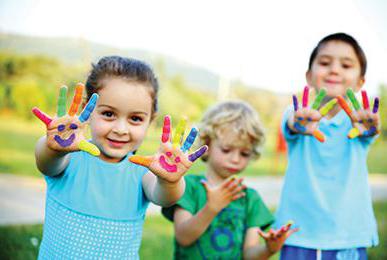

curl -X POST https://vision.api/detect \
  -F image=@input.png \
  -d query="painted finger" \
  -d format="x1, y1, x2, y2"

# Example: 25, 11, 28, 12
319, 98, 337, 116
302, 86, 309, 108
172, 117, 187, 148
231, 192, 245, 201
257, 229, 270, 240
361, 90, 369, 110
372, 97, 379, 114
346, 88, 361, 111
181, 128, 198, 152
32, 107, 52, 126
312, 129, 325, 142
78, 140, 100, 156
57, 85, 68, 117
68, 83, 84, 116
188, 145, 208, 162
311, 88, 327, 110
348, 128, 360, 139
292, 95, 298, 111
79, 93, 98, 123
337, 96, 353, 117
161, 115, 171, 143
129, 155, 153, 167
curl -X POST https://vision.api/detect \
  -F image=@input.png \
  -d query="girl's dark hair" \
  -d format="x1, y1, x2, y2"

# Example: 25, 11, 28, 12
308, 33, 367, 77
85, 56, 159, 115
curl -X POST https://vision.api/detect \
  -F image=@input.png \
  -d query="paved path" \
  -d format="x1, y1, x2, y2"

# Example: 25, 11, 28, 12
1, 173, 387, 226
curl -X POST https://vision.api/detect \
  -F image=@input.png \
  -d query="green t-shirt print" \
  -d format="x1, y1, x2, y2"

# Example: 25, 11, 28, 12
162, 175, 274, 260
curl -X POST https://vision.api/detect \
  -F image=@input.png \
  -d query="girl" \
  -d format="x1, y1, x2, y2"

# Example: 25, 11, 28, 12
33, 56, 206, 259
276, 33, 381, 259
162, 100, 297, 259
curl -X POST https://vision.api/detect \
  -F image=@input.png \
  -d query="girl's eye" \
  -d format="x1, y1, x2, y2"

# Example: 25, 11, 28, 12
319, 61, 330, 66
342, 63, 353, 69
131, 116, 143, 123
102, 111, 114, 118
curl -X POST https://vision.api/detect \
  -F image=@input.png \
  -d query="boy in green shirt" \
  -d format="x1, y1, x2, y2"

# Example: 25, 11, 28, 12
163, 101, 297, 259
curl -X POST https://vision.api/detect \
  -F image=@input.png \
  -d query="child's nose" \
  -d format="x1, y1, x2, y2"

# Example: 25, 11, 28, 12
230, 151, 241, 163
329, 61, 341, 74
113, 120, 129, 135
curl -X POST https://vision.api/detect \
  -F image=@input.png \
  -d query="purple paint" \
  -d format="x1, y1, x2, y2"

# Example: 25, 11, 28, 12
70, 123, 78, 130
188, 146, 208, 162
58, 124, 65, 132
159, 155, 177, 172
373, 97, 379, 113
293, 95, 298, 111
54, 133, 76, 147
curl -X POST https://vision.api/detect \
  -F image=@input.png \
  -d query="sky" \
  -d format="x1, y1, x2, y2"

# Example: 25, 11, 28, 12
1, 0, 387, 95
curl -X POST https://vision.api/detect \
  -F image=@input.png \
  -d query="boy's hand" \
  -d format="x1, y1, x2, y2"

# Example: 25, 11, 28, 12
32, 84, 100, 156
290, 86, 337, 142
201, 177, 246, 214
129, 115, 208, 183
337, 89, 380, 138
258, 221, 299, 255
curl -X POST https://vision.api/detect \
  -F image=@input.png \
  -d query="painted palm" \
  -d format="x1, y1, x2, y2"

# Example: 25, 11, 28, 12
337, 89, 380, 138
32, 83, 100, 156
130, 116, 207, 183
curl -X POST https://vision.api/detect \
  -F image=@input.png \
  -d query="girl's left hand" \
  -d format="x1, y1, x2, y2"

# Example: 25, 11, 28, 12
258, 222, 299, 255
337, 89, 380, 138
129, 115, 208, 183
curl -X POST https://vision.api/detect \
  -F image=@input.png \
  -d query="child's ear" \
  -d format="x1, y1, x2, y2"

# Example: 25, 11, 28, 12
354, 77, 365, 92
305, 70, 312, 86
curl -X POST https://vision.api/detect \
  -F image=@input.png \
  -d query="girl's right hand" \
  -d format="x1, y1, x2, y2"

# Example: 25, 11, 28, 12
289, 86, 337, 142
201, 177, 246, 214
32, 84, 100, 156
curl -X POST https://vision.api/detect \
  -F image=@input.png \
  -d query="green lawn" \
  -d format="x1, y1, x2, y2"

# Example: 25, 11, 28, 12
1, 200, 386, 259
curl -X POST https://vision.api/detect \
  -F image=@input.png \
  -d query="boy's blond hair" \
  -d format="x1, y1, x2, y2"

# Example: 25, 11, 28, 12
197, 100, 265, 161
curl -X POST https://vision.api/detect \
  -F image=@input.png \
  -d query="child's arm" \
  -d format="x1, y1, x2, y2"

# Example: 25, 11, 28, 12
33, 84, 100, 176
173, 178, 246, 246
35, 136, 70, 176
243, 223, 298, 260
131, 116, 207, 207
141, 172, 186, 207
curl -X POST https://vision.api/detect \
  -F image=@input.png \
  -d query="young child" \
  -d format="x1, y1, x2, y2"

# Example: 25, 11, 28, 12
162, 100, 297, 259
33, 56, 207, 259
275, 33, 381, 259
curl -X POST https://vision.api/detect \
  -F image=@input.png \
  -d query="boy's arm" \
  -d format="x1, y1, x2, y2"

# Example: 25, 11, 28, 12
142, 172, 185, 207
35, 136, 70, 177
173, 206, 218, 247
172, 178, 246, 247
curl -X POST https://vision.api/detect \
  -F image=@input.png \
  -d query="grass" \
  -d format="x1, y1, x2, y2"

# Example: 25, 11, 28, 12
1, 201, 386, 259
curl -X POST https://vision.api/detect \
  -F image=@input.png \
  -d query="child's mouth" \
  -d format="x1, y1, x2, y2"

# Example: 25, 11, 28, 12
107, 138, 128, 148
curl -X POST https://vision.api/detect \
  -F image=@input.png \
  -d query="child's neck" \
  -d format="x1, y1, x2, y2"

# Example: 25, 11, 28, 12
205, 168, 231, 185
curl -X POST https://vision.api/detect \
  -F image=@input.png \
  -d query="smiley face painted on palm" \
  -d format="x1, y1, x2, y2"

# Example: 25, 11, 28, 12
159, 151, 181, 172
54, 123, 79, 147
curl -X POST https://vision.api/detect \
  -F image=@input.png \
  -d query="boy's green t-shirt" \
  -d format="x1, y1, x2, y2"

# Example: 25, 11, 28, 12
162, 175, 274, 259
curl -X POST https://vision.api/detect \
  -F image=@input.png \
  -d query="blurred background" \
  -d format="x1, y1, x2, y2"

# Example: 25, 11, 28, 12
0, 0, 386, 259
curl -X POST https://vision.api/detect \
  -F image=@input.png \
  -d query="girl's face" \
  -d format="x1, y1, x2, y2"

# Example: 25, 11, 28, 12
306, 40, 365, 97
89, 78, 153, 163
206, 134, 253, 179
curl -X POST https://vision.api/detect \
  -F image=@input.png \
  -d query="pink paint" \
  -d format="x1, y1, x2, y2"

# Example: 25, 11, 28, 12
174, 157, 181, 163
302, 86, 309, 108
32, 107, 52, 126
161, 116, 171, 143
159, 155, 177, 172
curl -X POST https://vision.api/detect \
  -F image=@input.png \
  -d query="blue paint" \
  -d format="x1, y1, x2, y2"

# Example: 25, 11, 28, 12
70, 123, 78, 130
58, 124, 65, 132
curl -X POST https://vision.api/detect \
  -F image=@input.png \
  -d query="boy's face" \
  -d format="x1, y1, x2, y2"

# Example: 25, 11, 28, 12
306, 40, 365, 98
206, 133, 253, 179
89, 78, 153, 163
